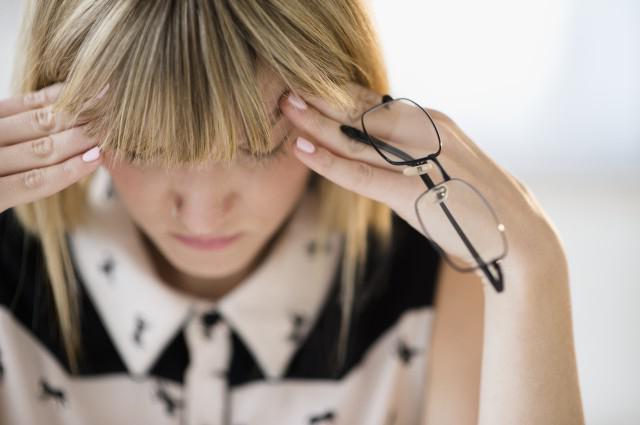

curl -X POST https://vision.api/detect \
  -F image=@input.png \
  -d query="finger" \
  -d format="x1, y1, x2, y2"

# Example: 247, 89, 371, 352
280, 92, 398, 173
302, 82, 384, 127
303, 85, 447, 163
0, 104, 82, 147
293, 136, 420, 213
0, 124, 98, 176
0, 146, 102, 213
0, 82, 65, 118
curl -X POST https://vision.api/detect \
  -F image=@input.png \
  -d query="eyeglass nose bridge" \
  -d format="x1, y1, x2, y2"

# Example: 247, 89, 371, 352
402, 161, 433, 176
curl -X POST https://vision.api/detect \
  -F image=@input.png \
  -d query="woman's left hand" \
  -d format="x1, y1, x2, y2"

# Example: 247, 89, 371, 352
279, 82, 564, 271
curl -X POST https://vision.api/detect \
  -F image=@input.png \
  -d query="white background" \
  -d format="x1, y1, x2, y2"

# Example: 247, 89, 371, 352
1, 1, 638, 423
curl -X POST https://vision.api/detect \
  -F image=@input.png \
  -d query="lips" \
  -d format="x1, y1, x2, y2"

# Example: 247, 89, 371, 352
171, 232, 242, 251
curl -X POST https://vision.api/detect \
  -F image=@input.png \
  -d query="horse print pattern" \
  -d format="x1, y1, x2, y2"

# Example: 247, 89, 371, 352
308, 409, 336, 424
287, 313, 308, 344
396, 338, 423, 365
304, 239, 332, 257
154, 382, 183, 417
0, 175, 439, 424
38, 378, 66, 407
201, 311, 220, 339
132, 315, 149, 347
100, 254, 115, 280
210, 368, 228, 380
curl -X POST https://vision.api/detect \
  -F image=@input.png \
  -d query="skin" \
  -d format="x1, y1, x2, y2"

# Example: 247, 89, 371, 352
103, 77, 312, 301
281, 84, 585, 424
0, 73, 312, 302
0, 77, 584, 424
0, 83, 104, 212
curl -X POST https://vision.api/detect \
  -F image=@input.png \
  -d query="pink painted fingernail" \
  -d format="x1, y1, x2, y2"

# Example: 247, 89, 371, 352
288, 93, 307, 110
82, 146, 101, 162
296, 137, 315, 153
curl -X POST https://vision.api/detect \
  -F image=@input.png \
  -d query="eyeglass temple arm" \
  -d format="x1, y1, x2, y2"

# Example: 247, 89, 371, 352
386, 94, 503, 292
340, 97, 504, 292
423, 169, 504, 292
339, 125, 415, 162
340, 93, 416, 161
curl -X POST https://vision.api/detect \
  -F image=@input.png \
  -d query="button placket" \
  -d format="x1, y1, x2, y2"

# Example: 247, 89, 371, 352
184, 311, 232, 425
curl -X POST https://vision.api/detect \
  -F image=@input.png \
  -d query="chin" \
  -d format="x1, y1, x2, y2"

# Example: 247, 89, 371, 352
160, 236, 258, 278
175, 261, 246, 280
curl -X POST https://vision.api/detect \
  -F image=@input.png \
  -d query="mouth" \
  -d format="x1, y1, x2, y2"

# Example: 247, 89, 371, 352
171, 232, 243, 251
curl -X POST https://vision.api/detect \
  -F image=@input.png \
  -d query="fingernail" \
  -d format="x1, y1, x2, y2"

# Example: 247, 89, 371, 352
82, 146, 101, 162
296, 137, 315, 154
288, 93, 307, 110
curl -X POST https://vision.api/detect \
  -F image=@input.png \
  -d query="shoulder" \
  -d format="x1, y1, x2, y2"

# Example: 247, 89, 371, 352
0, 209, 126, 375
0, 208, 50, 314
0, 208, 27, 307
341, 211, 442, 350
287, 212, 443, 379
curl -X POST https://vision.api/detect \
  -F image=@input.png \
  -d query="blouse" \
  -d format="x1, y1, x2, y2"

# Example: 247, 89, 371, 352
0, 167, 441, 425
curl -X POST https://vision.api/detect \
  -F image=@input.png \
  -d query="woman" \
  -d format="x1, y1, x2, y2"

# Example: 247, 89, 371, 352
0, 0, 584, 424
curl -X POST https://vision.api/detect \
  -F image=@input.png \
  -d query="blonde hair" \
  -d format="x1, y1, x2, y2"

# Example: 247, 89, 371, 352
11, 0, 393, 374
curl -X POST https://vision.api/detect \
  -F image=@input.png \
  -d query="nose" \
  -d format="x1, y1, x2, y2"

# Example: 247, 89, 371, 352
171, 168, 238, 236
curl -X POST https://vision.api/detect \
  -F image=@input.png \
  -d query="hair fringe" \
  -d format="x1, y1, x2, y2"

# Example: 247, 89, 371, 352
11, 0, 393, 375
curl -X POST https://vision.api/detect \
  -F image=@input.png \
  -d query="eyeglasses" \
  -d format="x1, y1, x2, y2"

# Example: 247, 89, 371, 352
340, 95, 507, 293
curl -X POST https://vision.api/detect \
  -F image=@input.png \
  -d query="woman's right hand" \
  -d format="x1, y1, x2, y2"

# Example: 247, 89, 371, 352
0, 82, 103, 214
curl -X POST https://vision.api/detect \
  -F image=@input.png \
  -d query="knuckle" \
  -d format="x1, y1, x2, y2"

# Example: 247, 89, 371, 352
355, 85, 381, 108
346, 106, 362, 125
72, 124, 91, 140
367, 92, 383, 109
353, 161, 373, 188
32, 107, 56, 132
23, 89, 46, 107
317, 150, 335, 170
62, 158, 77, 176
23, 168, 45, 189
310, 110, 328, 131
346, 137, 367, 154
428, 108, 454, 131
344, 85, 381, 126
31, 136, 53, 158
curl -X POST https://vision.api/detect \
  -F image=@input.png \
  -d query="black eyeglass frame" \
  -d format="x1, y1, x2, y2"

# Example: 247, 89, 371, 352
339, 95, 507, 293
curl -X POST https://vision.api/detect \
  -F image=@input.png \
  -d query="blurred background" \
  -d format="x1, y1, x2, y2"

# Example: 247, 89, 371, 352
1, 0, 638, 423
